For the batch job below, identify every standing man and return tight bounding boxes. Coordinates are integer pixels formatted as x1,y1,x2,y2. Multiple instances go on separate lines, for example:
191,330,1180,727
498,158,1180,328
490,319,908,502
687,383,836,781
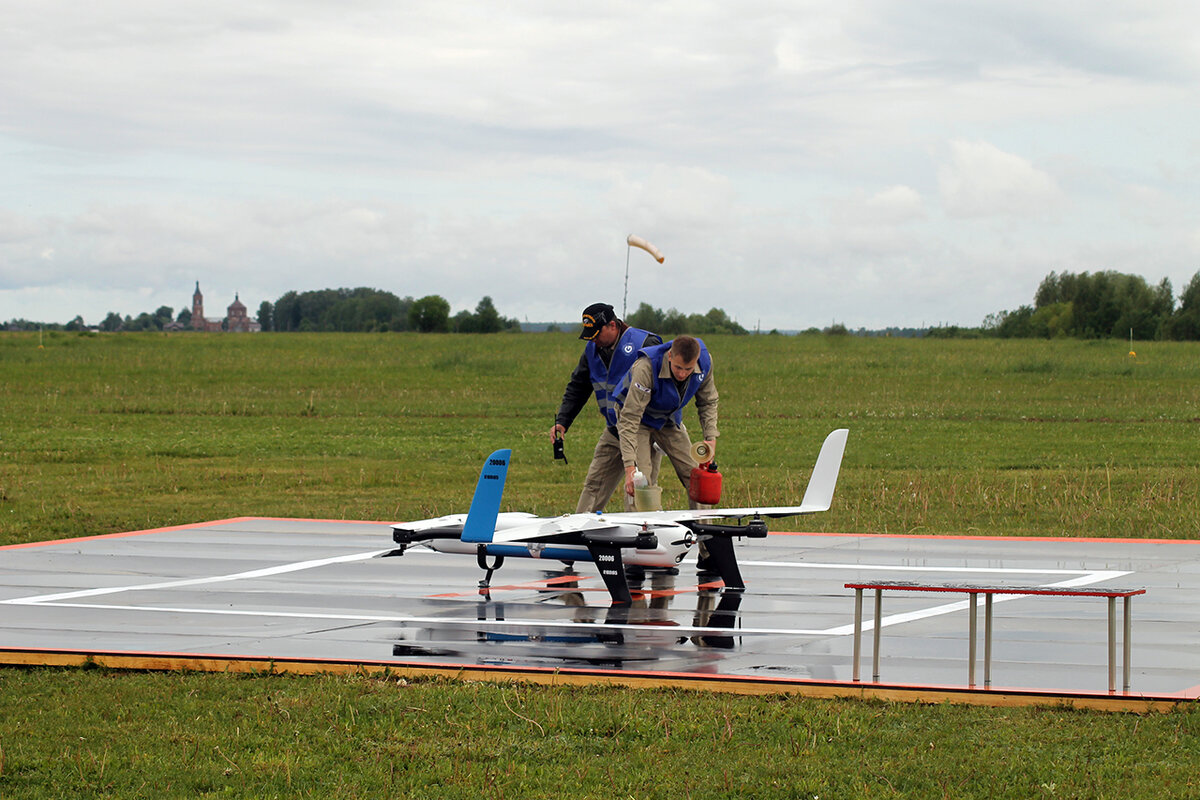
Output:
550,302,662,512
615,335,719,507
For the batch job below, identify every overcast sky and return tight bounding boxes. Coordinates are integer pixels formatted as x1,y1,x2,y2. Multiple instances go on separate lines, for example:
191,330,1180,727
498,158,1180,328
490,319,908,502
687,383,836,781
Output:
3,1,1198,330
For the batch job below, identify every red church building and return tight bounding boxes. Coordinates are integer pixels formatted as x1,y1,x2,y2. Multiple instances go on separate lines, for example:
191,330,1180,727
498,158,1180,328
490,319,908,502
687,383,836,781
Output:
191,282,261,332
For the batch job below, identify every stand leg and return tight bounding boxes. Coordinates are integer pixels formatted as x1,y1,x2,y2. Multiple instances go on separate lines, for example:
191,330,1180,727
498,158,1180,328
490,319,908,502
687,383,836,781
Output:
968,594,978,688
1107,596,1116,694
984,594,993,689
1123,595,1133,692
872,589,882,682
852,589,862,682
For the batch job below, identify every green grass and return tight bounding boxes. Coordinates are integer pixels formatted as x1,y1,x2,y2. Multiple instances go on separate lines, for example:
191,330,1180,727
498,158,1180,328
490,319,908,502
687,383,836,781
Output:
2,670,1199,799
2,331,1200,797
3,332,1198,543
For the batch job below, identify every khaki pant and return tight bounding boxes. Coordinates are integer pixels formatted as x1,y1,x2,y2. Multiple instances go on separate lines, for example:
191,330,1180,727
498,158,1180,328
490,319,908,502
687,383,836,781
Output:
629,422,706,510
575,427,662,513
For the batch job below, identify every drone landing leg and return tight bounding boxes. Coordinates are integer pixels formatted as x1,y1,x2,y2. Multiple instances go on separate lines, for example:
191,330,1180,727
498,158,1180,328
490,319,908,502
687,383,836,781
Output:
476,547,505,588
586,543,633,605
701,536,745,590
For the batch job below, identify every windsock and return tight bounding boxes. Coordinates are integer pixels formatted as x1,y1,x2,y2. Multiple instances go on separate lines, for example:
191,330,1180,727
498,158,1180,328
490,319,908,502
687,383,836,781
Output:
626,234,665,263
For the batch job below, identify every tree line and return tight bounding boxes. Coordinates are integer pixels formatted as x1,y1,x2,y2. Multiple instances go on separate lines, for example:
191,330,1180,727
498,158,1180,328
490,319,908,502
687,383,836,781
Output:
971,269,1200,340
4,290,522,334
22,270,1197,339
265,289,522,333
625,303,749,335
4,288,756,335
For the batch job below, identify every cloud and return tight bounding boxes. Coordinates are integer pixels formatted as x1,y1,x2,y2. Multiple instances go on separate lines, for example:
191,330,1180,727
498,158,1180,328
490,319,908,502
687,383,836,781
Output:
832,185,926,227
2,2,1200,330
937,140,1063,219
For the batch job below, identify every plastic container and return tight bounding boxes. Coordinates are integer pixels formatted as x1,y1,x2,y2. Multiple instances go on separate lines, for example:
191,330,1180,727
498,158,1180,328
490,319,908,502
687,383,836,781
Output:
634,485,663,511
688,461,722,505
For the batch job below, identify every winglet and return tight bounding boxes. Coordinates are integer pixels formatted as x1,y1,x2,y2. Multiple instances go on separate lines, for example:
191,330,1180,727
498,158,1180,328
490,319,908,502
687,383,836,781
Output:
460,449,511,543
798,428,848,512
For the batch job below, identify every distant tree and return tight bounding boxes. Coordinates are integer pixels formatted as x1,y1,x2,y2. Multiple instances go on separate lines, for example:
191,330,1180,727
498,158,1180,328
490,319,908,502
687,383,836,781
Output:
474,296,503,333
271,288,407,332
991,270,1178,339
449,296,520,333
176,308,192,327
100,312,123,332
627,303,664,332
65,315,85,331
154,306,173,328
691,307,747,335
1163,271,1200,340
660,309,688,335
1032,270,1172,338
256,301,273,332
272,291,300,331
1029,302,1074,338
124,312,160,331
451,309,479,333
925,325,983,339
409,295,450,332
989,305,1034,338
2,319,55,331
395,296,414,332
626,302,747,335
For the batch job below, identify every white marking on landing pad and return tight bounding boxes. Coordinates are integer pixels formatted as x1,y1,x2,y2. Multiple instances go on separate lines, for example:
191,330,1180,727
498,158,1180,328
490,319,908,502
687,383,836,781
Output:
1,549,1132,640
2,549,390,606
740,561,1111,576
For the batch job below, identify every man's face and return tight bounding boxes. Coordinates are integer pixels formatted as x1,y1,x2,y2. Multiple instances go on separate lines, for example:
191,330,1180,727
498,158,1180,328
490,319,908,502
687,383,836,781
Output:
667,349,699,382
595,320,620,348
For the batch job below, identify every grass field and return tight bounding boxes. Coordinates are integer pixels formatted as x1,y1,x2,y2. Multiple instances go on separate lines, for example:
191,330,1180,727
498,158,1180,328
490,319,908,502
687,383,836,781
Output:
2,331,1199,798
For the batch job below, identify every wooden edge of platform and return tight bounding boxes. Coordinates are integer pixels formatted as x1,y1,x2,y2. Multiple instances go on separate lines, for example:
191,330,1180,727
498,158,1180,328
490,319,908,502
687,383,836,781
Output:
0,648,1191,714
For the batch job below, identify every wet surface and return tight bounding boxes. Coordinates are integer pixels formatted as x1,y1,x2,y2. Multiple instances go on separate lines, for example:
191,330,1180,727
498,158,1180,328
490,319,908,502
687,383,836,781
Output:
2,518,1197,701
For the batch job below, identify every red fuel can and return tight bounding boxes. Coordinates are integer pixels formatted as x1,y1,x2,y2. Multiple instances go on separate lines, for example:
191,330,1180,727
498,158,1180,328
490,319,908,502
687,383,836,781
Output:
688,461,723,505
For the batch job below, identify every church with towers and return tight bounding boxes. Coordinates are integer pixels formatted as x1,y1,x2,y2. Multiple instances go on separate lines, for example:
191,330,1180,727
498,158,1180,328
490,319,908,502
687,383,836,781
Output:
191,282,261,332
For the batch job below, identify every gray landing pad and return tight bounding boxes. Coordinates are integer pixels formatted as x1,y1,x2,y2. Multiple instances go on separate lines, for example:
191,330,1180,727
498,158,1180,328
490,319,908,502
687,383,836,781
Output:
2,518,1198,704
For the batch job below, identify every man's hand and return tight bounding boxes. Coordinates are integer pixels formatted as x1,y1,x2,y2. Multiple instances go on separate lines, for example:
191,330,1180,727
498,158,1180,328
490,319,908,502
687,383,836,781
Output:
550,423,566,442
624,465,637,497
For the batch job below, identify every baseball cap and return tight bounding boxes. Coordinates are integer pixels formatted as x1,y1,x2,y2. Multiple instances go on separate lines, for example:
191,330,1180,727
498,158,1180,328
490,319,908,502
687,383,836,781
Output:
579,302,615,340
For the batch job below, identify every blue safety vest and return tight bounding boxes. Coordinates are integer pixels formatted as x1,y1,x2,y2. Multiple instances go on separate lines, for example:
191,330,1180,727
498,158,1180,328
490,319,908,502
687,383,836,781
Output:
618,339,711,430
586,327,654,427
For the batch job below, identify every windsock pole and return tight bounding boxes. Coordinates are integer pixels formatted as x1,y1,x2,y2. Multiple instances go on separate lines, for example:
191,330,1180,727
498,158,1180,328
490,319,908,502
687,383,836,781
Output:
623,234,665,318
623,246,631,318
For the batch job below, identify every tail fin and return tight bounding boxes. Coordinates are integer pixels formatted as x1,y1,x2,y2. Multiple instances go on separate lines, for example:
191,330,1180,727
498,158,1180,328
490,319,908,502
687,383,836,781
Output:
460,449,511,543
798,429,848,512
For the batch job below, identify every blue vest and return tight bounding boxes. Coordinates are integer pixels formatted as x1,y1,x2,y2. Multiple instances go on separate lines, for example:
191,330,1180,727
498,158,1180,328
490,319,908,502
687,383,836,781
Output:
586,327,653,427
620,339,712,430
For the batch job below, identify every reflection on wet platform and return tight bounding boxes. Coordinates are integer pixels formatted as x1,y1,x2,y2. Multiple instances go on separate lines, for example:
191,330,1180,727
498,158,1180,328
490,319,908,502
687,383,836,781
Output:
3,517,1198,706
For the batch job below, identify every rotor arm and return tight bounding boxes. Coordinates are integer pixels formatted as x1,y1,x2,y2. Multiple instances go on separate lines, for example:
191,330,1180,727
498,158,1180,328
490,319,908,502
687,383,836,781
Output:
683,517,769,590
391,525,464,546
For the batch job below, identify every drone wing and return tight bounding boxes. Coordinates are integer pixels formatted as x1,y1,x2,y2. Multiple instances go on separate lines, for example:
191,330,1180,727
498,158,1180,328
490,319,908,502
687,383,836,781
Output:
487,513,627,544
605,427,848,523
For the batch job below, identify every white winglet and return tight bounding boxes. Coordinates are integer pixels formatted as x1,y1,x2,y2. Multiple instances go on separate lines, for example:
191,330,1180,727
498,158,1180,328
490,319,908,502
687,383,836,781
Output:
796,427,848,512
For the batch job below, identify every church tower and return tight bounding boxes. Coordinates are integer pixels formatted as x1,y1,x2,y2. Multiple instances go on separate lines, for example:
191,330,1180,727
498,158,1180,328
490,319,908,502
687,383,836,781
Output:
192,281,204,330
227,293,248,332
